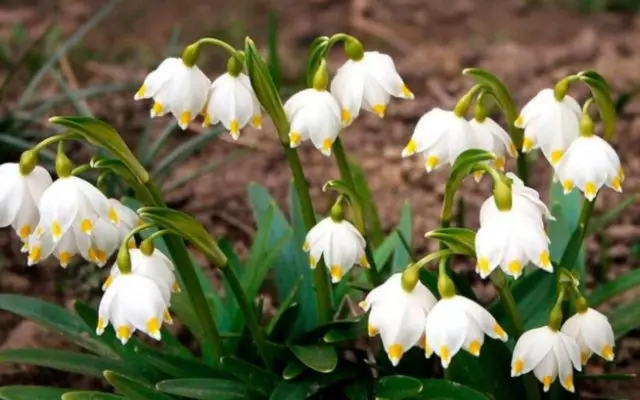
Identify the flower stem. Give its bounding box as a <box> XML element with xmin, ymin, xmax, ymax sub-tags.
<box><xmin>283</xmin><ymin>146</ymin><xmax>333</xmax><ymax>323</ymax></box>
<box><xmin>559</xmin><ymin>199</ymin><xmax>594</xmax><ymax>268</ymax></box>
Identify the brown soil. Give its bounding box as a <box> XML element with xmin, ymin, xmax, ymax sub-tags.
<box><xmin>1</xmin><ymin>0</ymin><xmax>640</xmax><ymax>397</ymax></box>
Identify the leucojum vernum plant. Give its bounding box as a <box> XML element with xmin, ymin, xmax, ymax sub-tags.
<box><xmin>0</xmin><ymin>31</ymin><xmax>633</xmax><ymax>400</ymax></box>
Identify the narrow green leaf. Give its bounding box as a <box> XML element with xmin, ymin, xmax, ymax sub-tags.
<box><xmin>322</xmin><ymin>317</ymin><xmax>366</xmax><ymax>343</ymax></box>
<box><xmin>290</xmin><ymin>345</ymin><xmax>338</xmax><ymax>373</ymax></box>
<box><xmin>374</xmin><ymin>232</ymin><xmax>400</xmax><ymax>272</ymax></box>
<box><xmin>0</xmin><ymin>386</ymin><xmax>68</xmax><ymax>400</ymax></box>
<box><xmin>588</xmin><ymin>194</ymin><xmax>638</xmax><ymax>235</ymax></box>
<box><xmin>577</xmin><ymin>72</ymin><xmax>616</xmax><ymax>141</ymax></box>
<box><xmin>220</xmin><ymin>356</ymin><xmax>279</xmax><ymax>396</ymax></box>
<box><xmin>62</xmin><ymin>392</ymin><xmax>126</xmax><ymax>400</ymax></box>
<box><xmin>392</xmin><ymin>203</ymin><xmax>412</xmax><ymax>273</ymax></box>
<box><xmin>266</xmin><ymin>276</ymin><xmax>302</xmax><ymax>338</ymax></box>
<box><xmin>135</xmin><ymin>346</ymin><xmax>224</xmax><ymax>379</ymax></box>
<box><xmin>588</xmin><ymin>268</ymin><xmax>640</xmax><ymax>307</ymax></box>
<box><xmin>450</xmin><ymin>149</ymin><xmax>496</xmax><ymax>183</ymax></box>
<box><xmin>343</xmin><ymin>380</ymin><xmax>373</xmax><ymax>400</ymax></box>
<box><xmin>425</xmin><ymin>228</ymin><xmax>476</xmax><ymax>257</ymax></box>
<box><xmin>607</xmin><ymin>300</ymin><xmax>640</xmax><ymax>339</ymax></box>
<box><xmin>156</xmin><ymin>378</ymin><xmax>259</xmax><ymax>400</ymax></box>
<box><xmin>270</xmin><ymin>366</ymin><xmax>357</xmax><ymax>400</ymax></box>
<box><xmin>104</xmin><ymin>370</ymin><xmax>173</xmax><ymax>400</ymax></box>
<box><xmin>282</xmin><ymin>359</ymin><xmax>306</xmax><ymax>380</ymax></box>
<box><xmin>407</xmin><ymin>379</ymin><xmax>492</xmax><ymax>399</ymax></box>
<box><xmin>350</xmin><ymin>160</ymin><xmax>384</xmax><ymax>246</ymax></box>
<box><xmin>375</xmin><ymin>375</ymin><xmax>423</xmax><ymax>399</ymax></box>
<box><xmin>305</xmin><ymin>38</ymin><xmax>329</xmax><ymax>88</ymax></box>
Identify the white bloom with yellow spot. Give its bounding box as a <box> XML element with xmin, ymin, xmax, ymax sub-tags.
<box><xmin>561</xmin><ymin>307</ymin><xmax>615</xmax><ymax>365</ymax></box>
<box><xmin>554</xmin><ymin>135</ymin><xmax>622</xmax><ymax>202</ymax></box>
<box><xmin>107</xmin><ymin>198</ymin><xmax>140</xmax><ymax>243</ymax></box>
<box><xmin>134</xmin><ymin>57</ymin><xmax>210</xmax><ymax>130</ymax></box>
<box><xmin>284</xmin><ymin>89</ymin><xmax>342</xmax><ymax>156</ymax></box>
<box><xmin>330</xmin><ymin>51</ymin><xmax>413</xmax><ymax>126</ymax></box>
<box><xmin>0</xmin><ymin>163</ymin><xmax>52</xmax><ymax>247</ymax></box>
<box><xmin>203</xmin><ymin>72</ymin><xmax>262</xmax><ymax>140</ymax></box>
<box><xmin>360</xmin><ymin>273</ymin><xmax>436</xmax><ymax>366</ymax></box>
<box><xmin>96</xmin><ymin>273</ymin><xmax>169</xmax><ymax>344</ymax></box>
<box><xmin>28</xmin><ymin>176</ymin><xmax>118</xmax><ymax>267</ymax></box>
<box><xmin>425</xmin><ymin>295</ymin><xmax>508</xmax><ymax>368</ymax></box>
<box><xmin>469</xmin><ymin>117</ymin><xmax>517</xmax><ymax>180</ymax></box>
<box><xmin>303</xmin><ymin>217</ymin><xmax>366</xmax><ymax>283</ymax></box>
<box><xmin>401</xmin><ymin>108</ymin><xmax>476</xmax><ymax>172</ymax></box>
<box><xmin>515</xmin><ymin>88</ymin><xmax>581</xmax><ymax>165</ymax></box>
<box><xmin>511</xmin><ymin>326</ymin><xmax>582</xmax><ymax>393</ymax></box>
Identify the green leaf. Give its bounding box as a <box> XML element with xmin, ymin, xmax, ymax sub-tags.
<box><xmin>282</xmin><ymin>359</ymin><xmax>306</xmax><ymax>380</ymax></box>
<box><xmin>156</xmin><ymin>378</ymin><xmax>260</xmax><ymax>400</ymax></box>
<box><xmin>322</xmin><ymin>317</ymin><xmax>366</xmax><ymax>343</ymax></box>
<box><xmin>375</xmin><ymin>375</ymin><xmax>423</xmax><ymax>400</ymax></box>
<box><xmin>374</xmin><ymin>231</ymin><xmax>400</xmax><ymax>272</ymax></box>
<box><xmin>588</xmin><ymin>268</ymin><xmax>640</xmax><ymax>307</ymax></box>
<box><xmin>220</xmin><ymin>356</ymin><xmax>279</xmax><ymax>397</ymax></box>
<box><xmin>270</xmin><ymin>366</ymin><xmax>358</xmax><ymax>400</ymax></box>
<box><xmin>104</xmin><ymin>371</ymin><xmax>173</xmax><ymax>400</ymax></box>
<box><xmin>343</xmin><ymin>380</ymin><xmax>373</xmax><ymax>400</ymax></box>
<box><xmin>49</xmin><ymin>116</ymin><xmax>149</xmax><ymax>183</ymax></box>
<box><xmin>588</xmin><ymin>194</ymin><xmax>638</xmax><ymax>235</ymax></box>
<box><xmin>392</xmin><ymin>202</ymin><xmax>413</xmax><ymax>273</ymax></box>
<box><xmin>266</xmin><ymin>12</ymin><xmax>281</xmax><ymax>89</ymax></box>
<box><xmin>305</xmin><ymin>37</ymin><xmax>329</xmax><ymax>87</ymax></box>
<box><xmin>577</xmin><ymin>71</ymin><xmax>616</xmax><ymax>141</ymax></box>
<box><xmin>266</xmin><ymin>276</ymin><xmax>302</xmax><ymax>339</ymax></box>
<box><xmin>607</xmin><ymin>299</ymin><xmax>640</xmax><ymax>340</ymax></box>
<box><xmin>350</xmin><ymin>158</ymin><xmax>384</xmax><ymax>246</ymax></box>
<box><xmin>0</xmin><ymin>294</ymin><xmax>116</xmax><ymax>358</ymax></box>
<box><xmin>407</xmin><ymin>379</ymin><xmax>492</xmax><ymax>399</ymax></box>
<box><xmin>135</xmin><ymin>346</ymin><xmax>223</xmax><ymax>379</ymax></box>
<box><xmin>290</xmin><ymin>345</ymin><xmax>338</xmax><ymax>373</ymax></box>
<box><xmin>138</xmin><ymin>206</ymin><xmax>227</xmax><ymax>266</ymax></box>
<box><xmin>0</xmin><ymin>386</ymin><xmax>69</xmax><ymax>400</ymax></box>
<box><xmin>449</xmin><ymin>149</ymin><xmax>496</xmax><ymax>184</ymax></box>
<box><xmin>424</xmin><ymin>228</ymin><xmax>476</xmax><ymax>257</ymax></box>
<box><xmin>62</xmin><ymin>392</ymin><xmax>126</xmax><ymax>400</ymax></box>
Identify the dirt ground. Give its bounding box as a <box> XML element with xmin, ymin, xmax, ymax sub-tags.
<box><xmin>1</xmin><ymin>0</ymin><xmax>640</xmax><ymax>396</ymax></box>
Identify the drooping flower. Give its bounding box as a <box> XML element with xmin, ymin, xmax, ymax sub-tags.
<box><xmin>303</xmin><ymin>216</ymin><xmax>367</xmax><ymax>283</ymax></box>
<box><xmin>469</xmin><ymin>117</ymin><xmax>517</xmax><ymax>179</ymax></box>
<box><xmin>28</xmin><ymin>176</ymin><xmax>118</xmax><ymax>267</ymax></box>
<box><xmin>554</xmin><ymin>134</ymin><xmax>623</xmax><ymax>201</ymax></box>
<box><xmin>561</xmin><ymin>307</ymin><xmax>615</xmax><ymax>365</ymax></box>
<box><xmin>401</xmin><ymin>108</ymin><xmax>476</xmax><ymax>172</ymax></box>
<box><xmin>203</xmin><ymin>72</ymin><xmax>262</xmax><ymax>139</ymax></box>
<box><xmin>360</xmin><ymin>273</ymin><xmax>436</xmax><ymax>366</ymax></box>
<box><xmin>107</xmin><ymin>198</ymin><xmax>140</xmax><ymax>244</ymax></box>
<box><xmin>96</xmin><ymin>273</ymin><xmax>169</xmax><ymax>344</ymax></box>
<box><xmin>284</xmin><ymin>88</ymin><xmax>342</xmax><ymax>156</ymax></box>
<box><xmin>425</xmin><ymin>295</ymin><xmax>508</xmax><ymax>368</ymax></box>
<box><xmin>0</xmin><ymin>163</ymin><xmax>52</xmax><ymax>247</ymax></box>
<box><xmin>511</xmin><ymin>326</ymin><xmax>582</xmax><ymax>392</ymax></box>
<box><xmin>134</xmin><ymin>57</ymin><xmax>210</xmax><ymax>130</ymax></box>
<box><xmin>330</xmin><ymin>51</ymin><xmax>413</xmax><ymax>126</ymax></box>
<box><xmin>515</xmin><ymin>88</ymin><xmax>581</xmax><ymax>165</ymax></box>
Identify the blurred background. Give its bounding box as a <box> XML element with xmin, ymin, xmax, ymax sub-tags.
<box><xmin>0</xmin><ymin>0</ymin><xmax>639</xmax><ymax>396</ymax></box>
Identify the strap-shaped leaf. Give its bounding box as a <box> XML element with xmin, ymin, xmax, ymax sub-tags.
<box><xmin>62</xmin><ymin>392</ymin><xmax>125</xmax><ymax>400</ymax></box>
<box><xmin>135</xmin><ymin>346</ymin><xmax>225</xmax><ymax>379</ymax></box>
<box><xmin>412</xmin><ymin>379</ymin><xmax>492</xmax><ymax>399</ymax></box>
<box><xmin>577</xmin><ymin>70</ymin><xmax>616</xmax><ymax>141</ymax></box>
<box><xmin>450</xmin><ymin>149</ymin><xmax>496</xmax><ymax>185</ymax></box>
<box><xmin>156</xmin><ymin>378</ymin><xmax>260</xmax><ymax>400</ymax></box>
<box><xmin>104</xmin><ymin>371</ymin><xmax>172</xmax><ymax>400</ymax></box>
<box><xmin>607</xmin><ymin>299</ymin><xmax>640</xmax><ymax>340</ymax></box>
<box><xmin>588</xmin><ymin>268</ymin><xmax>640</xmax><ymax>307</ymax></box>
<box><xmin>220</xmin><ymin>356</ymin><xmax>279</xmax><ymax>397</ymax></box>
<box><xmin>270</xmin><ymin>365</ymin><xmax>357</xmax><ymax>400</ymax></box>
<box><xmin>375</xmin><ymin>375</ymin><xmax>423</xmax><ymax>399</ymax></box>
<box><xmin>0</xmin><ymin>386</ymin><xmax>69</xmax><ymax>400</ymax></box>
<box><xmin>425</xmin><ymin>227</ymin><xmax>476</xmax><ymax>257</ymax></box>
<box><xmin>290</xmin><ymin>345</ymin><xmax>338</xmax><ymax>373</ymax></box>
<box><xmin>282</xmin><ymin>359</ymin><xmax>306</xmax><ymax>380</ymax></box>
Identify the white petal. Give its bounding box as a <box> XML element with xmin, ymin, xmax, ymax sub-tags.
<box><xmin>581</xmin><ymin>308</ymin><xmax>615</xmax><ymax>361</ymax></box>
<box><xmin>533</xmin><ymin>350</ymin><xmax>558</xmax><ymax>392</ymax></box>
<box><xmin>39</xmin><ymin>178</ymin><xmax>80</xmax><ymax>238</ymax></box>
<box><xmin>0</xmin><ymin>176</ymin><xmax>24</xmax><ymax>227</ymax></box>
<box><xmin>24</xmin><ymin>166</ymin><xmax>53</xmax><ymax>203</ymax></box>
<box><xmin>474</xmin><ymin>223</ymin><xmax>504</xmax><ymax>279</ymax></box>
<box><xmin>330</xmin><ymin>61</ymin><xmax>364</xmax><ymax>125</ymax></box>
<box><xmin>512</xmin><ymin>327</ymin><xmax>554</xmax><ymax>376</ymax></box>
<box><xmin>425</xmin><ymin>299</ymin><xmax>467</xmax><ymax>368</ymax></box>
<box><xmin>452</xmin><ymin>295</ymin><xmax>507</xmax><ymax>341</ymax></box>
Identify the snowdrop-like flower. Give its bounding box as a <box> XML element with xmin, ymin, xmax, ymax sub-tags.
<box><xmin>0</xmin><ymin>163</ymin><xmax>52</xmax><ymax>246</ymax></box>
<box><xmin>330</xmin><ymin>51</ymin><xmax>413</xmax><ymax>126</ymax></box>
<box><xmin>469</xmin><ymin>117</ymin><xmax>517</xmax><ymax>175</ymax></box>
<box><xmin>360</xmin><ymin>273</ymin><xmax>436</xmax><ymax>366</ymax></box>
<box><xmin>515</xmin><ymin>88</ymin><xmax>581</xmax><ymax>165</ymax></box>
<box><xmin>511</xmin><ymin>326</ymin><xmax>582</xmax><ymax>392</ymax></box>
<box><xmin>303</xmin><ymin>216</ymin><xmax>367</xmax><ymax>283</ymax></box>
<box><xmin>284</xmin><ymin>89</ymin><xmax>342</xmax><ymax>156</ymax></box>
<box><xmin>96</xmin><ymin>273</ymin><xmax>169</xmax><ymax>344</ymax></box>
<box><xmin>554</xmin><ymin>134</ymin><xmax>623</xmax><ymax>201</ymax></box>
<box><xmin>134</xmin><ymin>57</ymin><xmax>210</xmax><ymax>130</ymax></box>
<box><xmin>107</xmin><ymin>199</ymin><xmax>140</xmax><ymax>244</ymax></box>
<box><xmin>561</xmin><ymin>307</ymin><xmax>615</xmax><ymax>365</ymax></box>
<box><xmin>203</xmin><ymin>72</ymin><xmax>262</xmax><ymax>139</ymax></box>
<box><xmin>425</xmin><ymin>295</ymin><xmax>508</xmax><ymax>368</ymax></box>
<box><xmin>401</xmin><ymin>108</ymin><xmax>476</xmax><ymax>172</ymax></box>
<box><xmin>28</xmin><ymin>176</ymin><xmax>118</xmax><ymax>267</ymax></box>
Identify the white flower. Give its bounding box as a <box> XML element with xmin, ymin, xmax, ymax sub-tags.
<box><xmin>0</xmin><ymin>163</ymin><xmax>52</xmax><ymax>246</ymax></box>
<box><xmin>284</xmin><ymin>88</ymin><xmax>342</xmax><ymax>156</ymax></box>
<box><xmin>425</xmin><ymin>295</ymin><xmax>508</xmax><ymax>368</ymax></box>
<box><xmin>96</xmin><ymin>273</ymin><xmax>169</xmax><ymax>344</ymax></box>
<box><xmin>134</xmin><ymin>57</ymin><xmax>210</xmax><ymax>130</ymax></box>
<box><xmin>203</xmin><ymin>72</ymin><xmax>262</xmax><ymax>140</ymax></box>
<box><xmin>103</xmin><ymin>248</ymin><xmax>178</xmax><ymax>303</ymax></box>
<box><xmin>554</xmin><ymin>135</ymin><xmax>623</xmax><ymax>201</ymax></box>
<box><xmin>360</xmin><ymin>273</ymin><xmax>436</xmax><ymax>366</ymax></box>
<box><xmin>28</xmin><ymin>176</ymin><xmax>118</xmax><ymax>267</ymax></box>
<box><xmin>515</xmin><ymin>89</ymin><xmax>581</xmax><ymax>165</ymax></box>
<box><xmin>303</xmin><ymin>217</ymin><xmax>367</xmax><ymax>283</ymax></box>
<box><xmin>561</xmin><ymin>307</ymin><xmax>615</xmax><ymax>365</ymax></box>
<box><xmin>511</xmin><ymin>326</ymin><xmax>582</xmax><ymax>392</ymax></box>
<box><xmin>107</xmin><ymin>198</ymin><xmax>140</xmax><ymax>244</ymax></box>
<box><xmin>330</xmin><ymin>51</ymin><xmax>413</xmax><ymax>126</ymax></box>
<box><xmin>401</xmin><ymin>108</ymin><xmax>476</xmax><ymax>172</ymax></box>
<box><xmin>469</xmin><ymin>117</ymin><xmax>517</xmax><ymax>179</ymax></box>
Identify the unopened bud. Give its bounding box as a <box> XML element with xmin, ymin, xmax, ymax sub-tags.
<box><xmin>19</xmin><ymin>150</ymin><xmax>38</xmax><ymax>175</ymax></box>
<box><xmin>344</xmin><ymin>37</ymin><xmax>364</xmax><ymax>61</ymax></box>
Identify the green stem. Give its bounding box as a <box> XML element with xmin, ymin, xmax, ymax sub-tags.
<box><xmin>283</xmin><ymin>146</ymin><xmax>333</xmax><ymax>323</ymax></box>
<box><xmin>190</xmin><ymin>38</ymin><xmax>243</xmax><ymax>63</ymax></box>
<box><xmin>33</xmin><ymin>132</ymin><xmax>80</xmax><ymax>153</ymax></box>
<box><xmin>559</xmin><ymin>199</ymin><xmax>594</xmax><ymax>268</ymax></box>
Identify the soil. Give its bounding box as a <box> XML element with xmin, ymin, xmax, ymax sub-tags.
<box><xmin>1</xmin><ymin>0</ymin><xmax>640</xmax><ymax>397</ymax></box>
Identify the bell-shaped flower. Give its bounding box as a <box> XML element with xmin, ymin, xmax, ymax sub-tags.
<box><xmin>107</xmin><ymin>198</ymin><xmax>140</xmax><ymax>244</ymax></box>
<box><xmin>303</xmin><ymin>216</ymin><xmax>367</xmax><ymax>283</ymax></box>
<box><xmin>469</xmin><ymin>117</ymin><xmax>517</xmax><ymax>178</ymax></box>
<box><xmin>203</xmin><ymin>72</ymin><xmax>262</xmax><ymax>140</ymax></box>
<box><xmin>96</xmin><ymin>273</ymin><xmax>169</xmax><ymax>344</ymax></box>
<box><xmin>561</xmin><ymin>307</ymin><xmax>615</xmax><ymax>365</ymax></box>
<box><xmin>425</xmin><ymin>295</ymin><xmax>508</xmax><ymax>368</ymax></box>
<box><xmin>284</xmin><ymin>88</ymin><xmax>342</xmax><ymax>156</ymax></box>
<box><xmin>511</xmin><ymin>326</ymin><xmax>582</xmax><ymax>392</ymax></box>
<box><xmin>27</xmin><ymin>176</ymin><xmax>118</xmax><ymax>267</ymax></box>
<box><xmin>515</xmin><ymin>88</ymin><xmax>581</xmax><ymax>165</ymax></box>
<box><xmin>330</xmin><ymin>51</ymin><xmax>413</xmax><ymax>126</ymax></box>
<box><xmin>554</xmin><ymin>134</ymin><xmax>622</xmax><ymax>201</ymax></box>
<box><xmin>0</xmin><ymin>163</ymin><xmax>52</xmax><ymax>246</ymax></box>
<box><xmin>401</xmin><ymin>108</ymin><xmax>476</xmax><ymax>172</ymax></box>
<box><xmin>134</xmin><ymin>57</ymin><xmax>210</xmax><ymax>130</ymax></box>
<box><xmin>360</xmin><ymin>273</ymin><xmax>436</xmax><ymax>366</ymax></box>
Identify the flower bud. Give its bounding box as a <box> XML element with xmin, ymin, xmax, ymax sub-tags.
<box><xmin>181</xmin><ymin>43</ymin><xmax>201</xmax><ymax>67</ymax></box>
<box><xmin>19</xmin><ymin>150</ymin><xmax>38</xmax><ymax>175</ymax></box>
<box><xmin>344</xmin><ymin>37</ymin><xmax>364</xmax><ymax>61</ymax></box>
